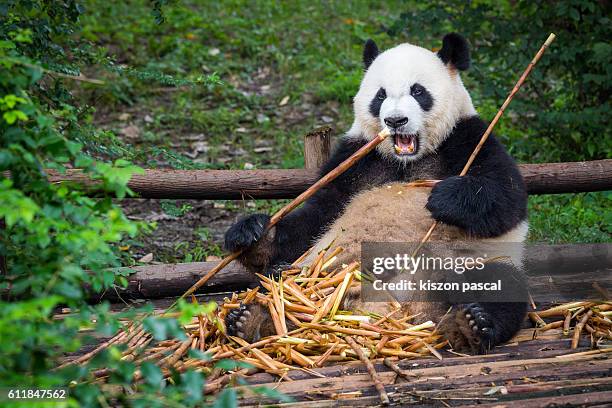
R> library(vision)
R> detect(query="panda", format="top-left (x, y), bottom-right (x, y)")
top-left (223, 33), bottom-right (528, 354)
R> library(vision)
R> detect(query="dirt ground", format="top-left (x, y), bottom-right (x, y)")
top-left (120, 199), bottom-right (237, 264)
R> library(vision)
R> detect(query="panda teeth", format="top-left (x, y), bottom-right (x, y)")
top-left (394, 134), bottom-right (416, 155)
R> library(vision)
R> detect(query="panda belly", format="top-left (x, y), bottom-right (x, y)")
top-left (301, 182), bottom-right (528, 267)
top-left (298, 182), bottom-right (528, 320)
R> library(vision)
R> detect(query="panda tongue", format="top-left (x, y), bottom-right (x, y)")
top-left (395, 134), bottom-right (415, 154)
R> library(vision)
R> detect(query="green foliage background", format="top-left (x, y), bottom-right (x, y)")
top-left (0, 0), bottom-right (610, 407)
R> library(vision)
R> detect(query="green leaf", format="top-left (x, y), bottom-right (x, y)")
top-left (141, 362), bottom-right (164, 388)
top-left (188, 349), bottom-right (212, 361)
top-left (143, 316), bottom-right (186, 341)
top-left (214, 359), bottom-right (254, 371)
top-left (180, 370), bottom-right (204, 403)
top-left (212, 388), bottom-right (238, 408)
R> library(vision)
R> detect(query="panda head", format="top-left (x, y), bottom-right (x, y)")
top-left (349, 33), bottom-right (477, 162)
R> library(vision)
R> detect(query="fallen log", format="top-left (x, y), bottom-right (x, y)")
top-left (47, 159), bottom-right (612, 199)
top-left (91, 261), bottom-right (256, 302)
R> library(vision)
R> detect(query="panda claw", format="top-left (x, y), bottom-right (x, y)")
top-left (438, 303), bottom-right (500, 354)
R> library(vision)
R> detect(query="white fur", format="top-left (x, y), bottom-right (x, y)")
top-left (347, 42), bottom-right (476, 161)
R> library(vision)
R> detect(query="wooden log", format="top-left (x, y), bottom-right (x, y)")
top-left (304, 126), bottom-right (332, 170)
top-left (520, 159), bottom-right (612, 194)
top-left (91, 261), bottom-right (257, 301)
top-left (45, 159), bottom-right (612, 199)
top-left (47, 168), bottom-right (316, 199)
top-left (94, 243), bottom-right (611, 301)
top-left (237, 351), bottom-right (612, 406)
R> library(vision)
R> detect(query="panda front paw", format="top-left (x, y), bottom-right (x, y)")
top-left (438, 303), bottom-right (497, 354)
top-left (426, 176), bottom-right (492, 237)
top-left (224, 213), bottom-right (271, 252)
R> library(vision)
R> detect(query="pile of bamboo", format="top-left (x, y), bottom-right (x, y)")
top-left (168, 244), bottom-right (444, 380)
top-left (530, 300), bottom-right (612, 348)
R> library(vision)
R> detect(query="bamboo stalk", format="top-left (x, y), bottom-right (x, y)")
top-left (171, 128), bottom-right (391, 308)
top-left (345, 336), bottom-right (389, 405)
top-left (329, 271), bottom-right (354, 318)
top-left (384, 357), bottom-right (418, 379)
top-left (539, 320), bottom-right (564, 332)
top-left (302, 322), bottom-right (381, 338)
top-left (55, 324), bottom-right (131, 369)
top-left (528, 312), bottom-right (547, 328)
top-left (161, 336), bottom-right (193, 367)
top-left (314, 341), bottom-right (340, 367)
top-left (212, 328), bottom-right (305, 360)
top-left (537, 301), bottom-right (593, 318)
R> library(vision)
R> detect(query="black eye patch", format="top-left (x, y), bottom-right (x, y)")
top-left (410, 83), bottom-right (433, 111)
top-left (369, 88), bottom-right (386, 117)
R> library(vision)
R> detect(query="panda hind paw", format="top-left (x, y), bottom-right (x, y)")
top-left (439, 303), bottom-right (497, 354)
top-left (225, 303), bottom-right (274, 343)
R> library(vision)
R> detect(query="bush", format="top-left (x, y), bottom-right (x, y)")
top-left (388, 0), bottom-right (611, 163)
top-left (0, 2), bottom-right (245, 406)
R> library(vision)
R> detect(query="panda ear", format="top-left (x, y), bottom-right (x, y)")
top-left (437, 33), bottom-right (470, 71)
top-left (363, 39), bottom-right (379, 70)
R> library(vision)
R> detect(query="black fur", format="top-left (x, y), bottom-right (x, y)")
top-left (454, 259), bottom-right (528, 353)
top-left (437, 33), bottom-right (470, 71)
top-left (410, 83), bottom-right (434, 111)
top-left (363, 39), bottom-right (379, 70)
top-left (369, 88), bottom-right (386, 117)
top-left (426, 116), bottom-right (527, 238)
top-left (225, 115), bottom-right (527, 266)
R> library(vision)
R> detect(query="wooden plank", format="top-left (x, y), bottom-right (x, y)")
top-left (461, 390), bottom-right (612, 408)
top-left (46, 160), bottom-right (612, 199)
top-left (242, 384), bottom-right (612, 407)
top-left (239, 354), bottom-right (612, 406)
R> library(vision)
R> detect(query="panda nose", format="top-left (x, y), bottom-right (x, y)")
top-left (384, 116), bottom-right (409, 129)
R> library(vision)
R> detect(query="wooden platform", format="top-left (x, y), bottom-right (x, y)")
top-left (238, 329), bottom-right (612, 407)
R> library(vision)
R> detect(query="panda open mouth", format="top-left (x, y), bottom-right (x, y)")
top-left (394, 134), bottom-right (418, 156)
